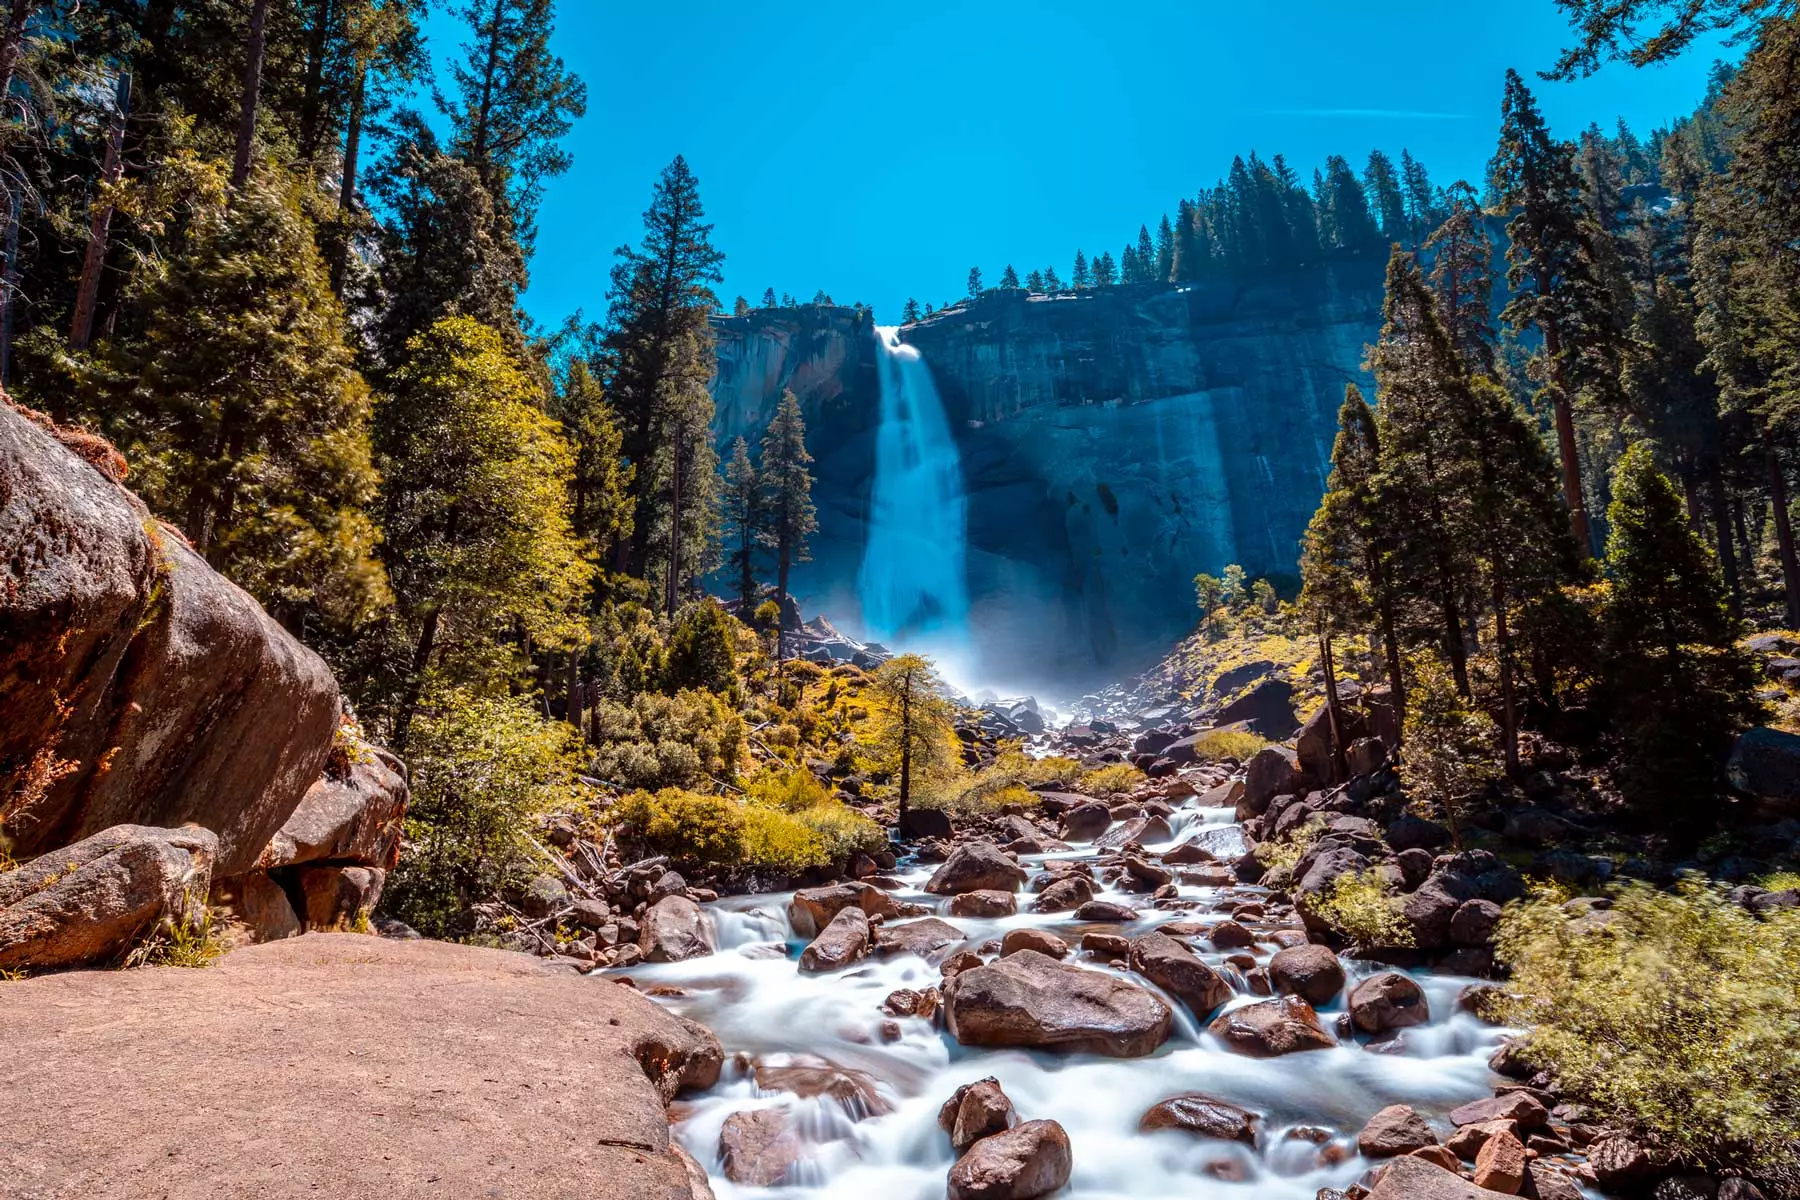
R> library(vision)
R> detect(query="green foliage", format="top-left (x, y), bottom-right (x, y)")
top-left (385, 686), bottom-right (590, 938)
top-left (1495, 881), bottom-right (1800, 1188)
top-left (126, 906), bottom-right (227, 970)
top-left (1254, 822), bottom-right (1323, 889)
top-left (1194, 572), bottom-right (1225, 628)
top-left (612, 788), bottom-right (745, 864)
top-left (663, 598), bottom-right (739, 699)
top-left (868, 654), bottom-right (962, 822)
top-left (759, 389), bottom-right (818, 605)
top-left (611, 777), bottom-right (882, 872)
top-left (1310, 869), bottom-right (1414, 951)
top-left (588, 688), bottom-right (744, 790)
top-left (721, 435), bottom-right (763, 608)
top-left (1079, 764), bottom-right (1146, 797)
top-left (1403, 649), bottom-right (1499, 845)
top-left (1185, 729), bottom-right (1271, 763)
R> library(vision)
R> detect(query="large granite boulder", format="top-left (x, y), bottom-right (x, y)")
top-left (0, 824), bottom-right (218, 970)
top-left (1128, 930), bottom-right (1233, 1019)
top-left (255, 741), bottom-right (408, 872)
top-left (926, 841), bottom-right (1029, 895)
top-left (1206, 996), bottom-right (1337, 1057)
top-left (787, 881), bottom-right (901, 937)
top-left (1727, 726), bottom-right (1800, 816)
top-left (639, 895), bottom-right (714, 962)
top-left (0, 403), bottom-right (339, 876)
top-left (797, 905), bottom-right (871, 973)
top-left (946, 1119), bottom-right (1071, 1200)
top-left (942, 949), bottom-right (1173, 1057)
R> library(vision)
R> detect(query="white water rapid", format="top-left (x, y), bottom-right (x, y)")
top-left (857, 327), bottom-right (971, 647)
top-left (619, 792), bottom-right (1521, 1200)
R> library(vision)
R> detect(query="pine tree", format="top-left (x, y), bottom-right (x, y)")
top-left (1400, 149), bottom-right (1438, 240)
top-left (902, 296), bottom-right (922, 323)
top-left (966, 265), bottom-right (983, 297)
top-left (377, 315), bottom-right (592, 747)
top-left (1171, 199), bottom-right (1200, 280)
top-left (732, 295), bottom-right (749, 316)
top-left (1092, 250), bottom-right (1116, 287)
top-left (761, 286), bottom-right (777, 308)
top-left (1424, 181), bottom-right (1497, 375)
top-left (1490, 68), bottom-right (1627, 554)
top-left (1071, 249), bottom-right (1090, 289)
top-left (721, 435), bottom-right (763, 610)
top-left (759, 389), bottom-right (816, 666)
top-left (871, 653), bottom-right (958, 836)
top-left (1601, 443), bottom-right (1759, 834)
top-left (1120, 246), bottom-right (1141, 284)
top-left (1043, 265), bottom-right (1062, 290)
top-left (550, 356), bottom-right (632, 567)
top-left (999, 263), bottom-right (1019, 289)
top-left (1364, 149), bottom-right (1407, 241)
top-left (604, 156), bottom-right (725, 610)
top-left (1023, 270), bottom-right (1043, 292)
top-left (1321, 155), bottom-right (1380, 250)
top-left (1154, 214), bottom-right (1174, 281)
top-left (1136, 224), bottom-right (1156, 280)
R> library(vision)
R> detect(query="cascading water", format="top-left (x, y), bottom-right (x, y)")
top-left (858, 327), bottom-right (971, 646)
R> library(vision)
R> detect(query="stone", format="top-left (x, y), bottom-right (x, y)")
top-left (296, 864), bottom-right (385, 931)
top-left (1726, 726), bottom-right (1800, 814)
top-left (0, 824), bottom-right (217, 971)
top-left (874, 917), bottom-right (966, 960)
top-left (1587, 1136), bottom-right (1656, 1190)
top-left (0, 403), bottom-right (340, 878)
top-left (1450, 899), bottom-right (1503, 947)
top-left (1386, 815), bottom-right (1452, 852)
top-left (1206, 996), bottom-right (1337, 1057)
top-left (1162, 838), bottom-right (1217, 865)
top-left (926, 842), bottom-right (1029, 895)
top-left (1267, 944), bottom-right (1346, 1005)
top-left (798, 905), bottom-right (870, 973)
top-left (1080, 931), bottom-right (1130, 958)
top-left (638, 895), bottom-right (714, 963)
top-left (1448, 1093), bottom-right (1549, 1132)
top-left (213, 870), bottom-right (301, 943)
top-left (1060, 802), bottom-right (1112, 841)
top-left (942, 949), bottom-right (1173, 1057)
top-left (1217, 680), bottom-right (1300, 739)
top-left (1208, 919), bottom-right (1255, 949)
top-left (520, 873), bottom-right (568, 918)
top-left (1073, 899), bottom-right (1139, 922)
top-left (1503, 806), bottom-right (1573, 847)
top-left (256, 740), bottom-right (408, 871)
top-left (1129, 931), bottom-right (1233, 1019)
top-left (1242, 746), bottom-right (1302, 817)
top-left (1413, 1145), bottom-right (1463, 1172)
top-left (1095, 814), bottom-right (1174, 849)
top-left (1347, 737), bottom-right (1387, 777)
top-left (1525, 1163), bottom-right (1586, 1200)
top-left (1123, 855), bottom-right (1174, 889)
top-left (938, 1077), bottom-right (1015, 1152)
top-left (1446, 1119), bottom-right (1519, 1161)
top-left (1358, 1105), bottom-right (1437, 1157)
top-left (753, 1059), bottom-right (892, 1120)
top-left (1402, 872), bottom-right (1476, 949)
top-left (1348, 971), bottom-right (1430, 1034)
top-left (1717, 1182), bottom-right (1768, 1200)
top-left (1369, 1156), bottom-right (1522, 1200)
top-left (1139, 1093), bottom-right (1260, 1144)
top-left (950, 889), bottom-right (1019, 918)
top-left (900, 807), bottom-right (954, 840)
top-left (1473, 1130), bottom-right (1526, 1194)
top-left (787, 882), bottom-right (900, 938)
top-left (1000, 928), bottom-right (1068, 959)
top-left (947, 1119), bottom-right (1071, 1200)
top-left (1032, 875), bottom-right (1095, 912)
top-left (719, 1107), bottom-right (803, 1187)
top-left (1296, 702), bottom-right (1343, 785)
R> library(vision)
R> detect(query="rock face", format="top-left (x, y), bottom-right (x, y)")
top-left (0, 403), bottom-right (340, 877)
top-left (710, 268), bottom-right (1383, 688)
top-left (946, 1119), bottom-right (1072, 1200)
top-left (0, 824), bottom-right (217, 970)
top-left (942, 949), bottom-right (1174, 1057)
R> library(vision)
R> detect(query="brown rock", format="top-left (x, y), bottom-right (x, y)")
top-left (875, 917), bottom-right (966, 961)
top-left (1358, 1104), bottom-right (1437, 1157)
top-left (256, 741), bottom-right (408, 870)
top-left (0, 824), bottom-right (217, 971)
top-left (949, 889), bottom-right (1019, 918)
top-left (1206, 996), bottom-right (1337, 1057)
top-left (1000, 928), bottom-right (1068, 959)
top-left (937, 1077), bottom-right (1015, 1152)
top-left (787, 882), bottom-right (901, 937)
top-left (1073, 899), bottom-right (1139, 922)
top-left (1369, 1155), bottom-right (1523, 1199)
top-left (798, 905), bottom-right (870, 973)
top-left (946, 1119), bottom-right (1071, 1200)
top-left (638, 894), bottom-right (714, 963)
top-left (1208, 919), bottom-right (1255, 949)
top-left (943, 949), bottom-right (1173, 1057)
top-left (1059, 802), bottom-right (1112, 841)
top-left (719, 1107), bottom-right (803, 1187)
top-left (1, 403), bottom-right (339, 878)
top-left (1446, 1119), bottom-right (1519, 1161)
top-left (214, 870), bottom-right (301, 943)
top-left (1139, 1093), bottom-right (1260, 1144)
top-left (1162, 838), bottom-right (1217, 865)
top-left (926, 842), bottom-right (1028, 895)
top-left (296, 864), bottom-right (384, 931)
top-left (1587, 1135), bottom-right (1656, 1189)
top-left (1268, 943), bottom-right (1346, 1005)
top-left (1129, 930), bottom-right (1233, 1019)
top-left (1448, 1093), bottom-right (1549, 1132)
top-left (1032, 875), bottom-right (1095, 912)
top-left (754, 1059), bottom-right (892, 1120)
top-left (1473, 1129), bottom-right (1525, 1194)
top-left (1096, 814), bottom-right (1174, 849)
top-left (1081, 931), bottom-right (1130, 958)
top-left (1412, 1145), bottom-right (1464, 1172)
top-left (1349, 971), bottom-right (1430, 1034)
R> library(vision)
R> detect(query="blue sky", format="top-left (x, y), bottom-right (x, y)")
top-left (424, 1), bottom-right (1730, 331)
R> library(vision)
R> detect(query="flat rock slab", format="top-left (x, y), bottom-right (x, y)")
top-left (0, 934), bottom-right (712, 1199)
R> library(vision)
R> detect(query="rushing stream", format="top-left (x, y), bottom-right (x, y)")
top-left (620, 787), bottom-right (1519, 1199)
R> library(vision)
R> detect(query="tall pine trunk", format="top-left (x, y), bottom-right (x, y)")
top-left (297, 0), bottom-right (333, 163)
top-left (1540, 321), bottom-right (1593, 554)
top-left (1317, 621), bottom-right (1347, 783)
top-left (665, 433), bottom-right (683, 617)
top-left (1493, 577), bottom-right (1520, 774)
top-left (70, 72), bottom-right (130, 352)
top-left (231, 0), bottom-right (273, 189)
top-left (392, 607), bottom-right (441, 753)
top-left (1767, 446), bottom-right (1800, 629)
top-left (1709, 462), bottom-right (1741, 615)
top-left (328, 63), bottom-right (366, 296)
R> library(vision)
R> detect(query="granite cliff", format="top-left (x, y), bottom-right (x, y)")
top-left (711, 256), bottom-right (1388, 691)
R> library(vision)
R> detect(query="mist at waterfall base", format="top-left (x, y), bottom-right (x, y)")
top-left (852, 327), bottom-right (987, 694)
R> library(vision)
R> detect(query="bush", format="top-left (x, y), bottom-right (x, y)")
top-left (1254, 821), bottom-right (1322, 889)
top-left (610, 787), bottom-right (745, 864)
top-left (664, 599), bottom-right (739, 699)
top-left (1494, 881), bottom-right (1800, 1189)
top-left (791, 802), bottom-right (885, 862)
top-left (738, 806), bottom-right (827, 873)
top-left (1310, 868), bottom-right (1413, 951)
top-left (1404, 649), bottom-right (1498, 845)
top-left (612, 772), bottom-right (885, 873)
top-left (1079, 763), bottom-right (1146, 796)
top-left (1186, 729), bottom-right (1269, 762)
top-left (589, 688), bottom-right (744, 790)
top-left (386, 686), bottom-right (591, 938)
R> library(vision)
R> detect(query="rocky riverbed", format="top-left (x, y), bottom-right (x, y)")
top-left (606, 746), bottom-right (1611, 1200)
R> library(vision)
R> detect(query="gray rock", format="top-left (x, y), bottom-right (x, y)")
top-left (943, 949), bottom-right (1173, 1057)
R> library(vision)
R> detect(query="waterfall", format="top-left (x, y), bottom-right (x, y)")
top-left (857, 326), bottom-right (970, 645)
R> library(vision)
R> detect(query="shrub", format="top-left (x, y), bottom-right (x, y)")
top-left (612, 774), bottom-right (885, 873)
top-left (1186, 729), bottom-right (1269, 762)
top-left (126, 906), bottom-right (226, 969)
top-left (1310, 868), bottom-right (1413, 951)
top-left (791, 802), bottom-right (885, 862)
top-left (1494, 881), bottom-right (1800, 1189)
top-left (738, 806), bottom-right (827, 873)
top-left (744, 765), bottom-right (833, 812)
top-left (1079, 763), bottom-right (1146, 796)
top-left (386, 686), bottom-right (591, 938)
top-left (1404, 649), bottom-right (1498, 845)
top-left (1254, 821), bottom-right (1322, 889)
top-left (664, 598), bottom-right (739, 698)
top-left (589, 688), bottom-right (744, 790)
top-left (610, 787), bottom-right (746, 864)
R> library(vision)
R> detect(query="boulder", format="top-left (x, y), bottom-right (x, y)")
top-left (1450, 899), bottom-right (1503, 947)
top-left (1369, 1155), bottom-right (1520, 1199)
top-left (938, 1077), bottom-right (1016, 1152)
top-left (296, 864), bottom-right (385, 931)
top-left (1, 403), bottom-right (340, 877)
top-left (1208, 919), bottom-right (1254, 949)
top-left (0, 824), bottom-right (217, 971)
top-left (926, 842), bottom-right (1029, 895)
top-left (900, 806), bottom-right (954, 840)
top-left (1031, 875), bottom-right (1095, 913)
top-left (1128, 931), bottom-right (1233, 1018)
top-left (1161, 838), bottom-right (1216, 865)
top-left (1525, 1164), bottom-right (1586, 1200)
top-left (638, 895), bottom-right (714, 963)
top-left (1386, 815), bottom-right (1452, 852)
top-left (1073, 899), bottom-right (1139, 922)
top-left (874, 917), bottom-right (966, 960)
top-left (949, 889), bottom-right (1019, 918)
top-left (214, 870), bottom-right (301, 942)
top-left (1446, 1119), bottom-right (1519, 1161)
top-left (1215, 679), bottom-right (1299, 739)
top-left (1726, 726), bottom-right (1800, 815)
top-left (1447, 1093), bottom-right (1549, 1132)
top-left (1346, 736), bottom-right (1388, 777)
top-left (798, 905), bottom-right (870, 973)
top-left (1206, 996), bottom-right (1337, 1057)
top-left (1242, 746), bottom-right (1302, 817)
top-left (718, 1107), bottom-right (803, 1187)
top-left (1348, 971), bottom-right (1430, 1034)
top-left (1587, 1136), bottom-right (1657, 1190)
top-left (1402, 872), bottom-right (1476, 949)
top-left (256, 741), bottom-right (408, 871)
top-left (1473, 1129), bottom-right (1526, 1194)
top-left (999, 928), bottom-right (1068, 959)
top-left (943, 949), bottom-right (1173, 1057)
top-left (1267, 944), bottom-right (1346, 1005)
top-left (787, 882), bottom-right (900, 938)
top-left (1095, 814), bottom-right (1174, 849)
top-left (753, 1059), bottom-right (891, 1120)
top-left (1358, 1104), bottom-right (1437, 1157)
top-left (947, 1119), bottom-right (1071, 1200)
top-left (1296, 702), bottom-right (1343, 785)
top-left (1139, 1093), bottom-right (1260, 1144)
top-left (1059, 802), bottom-right (1112, 841)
